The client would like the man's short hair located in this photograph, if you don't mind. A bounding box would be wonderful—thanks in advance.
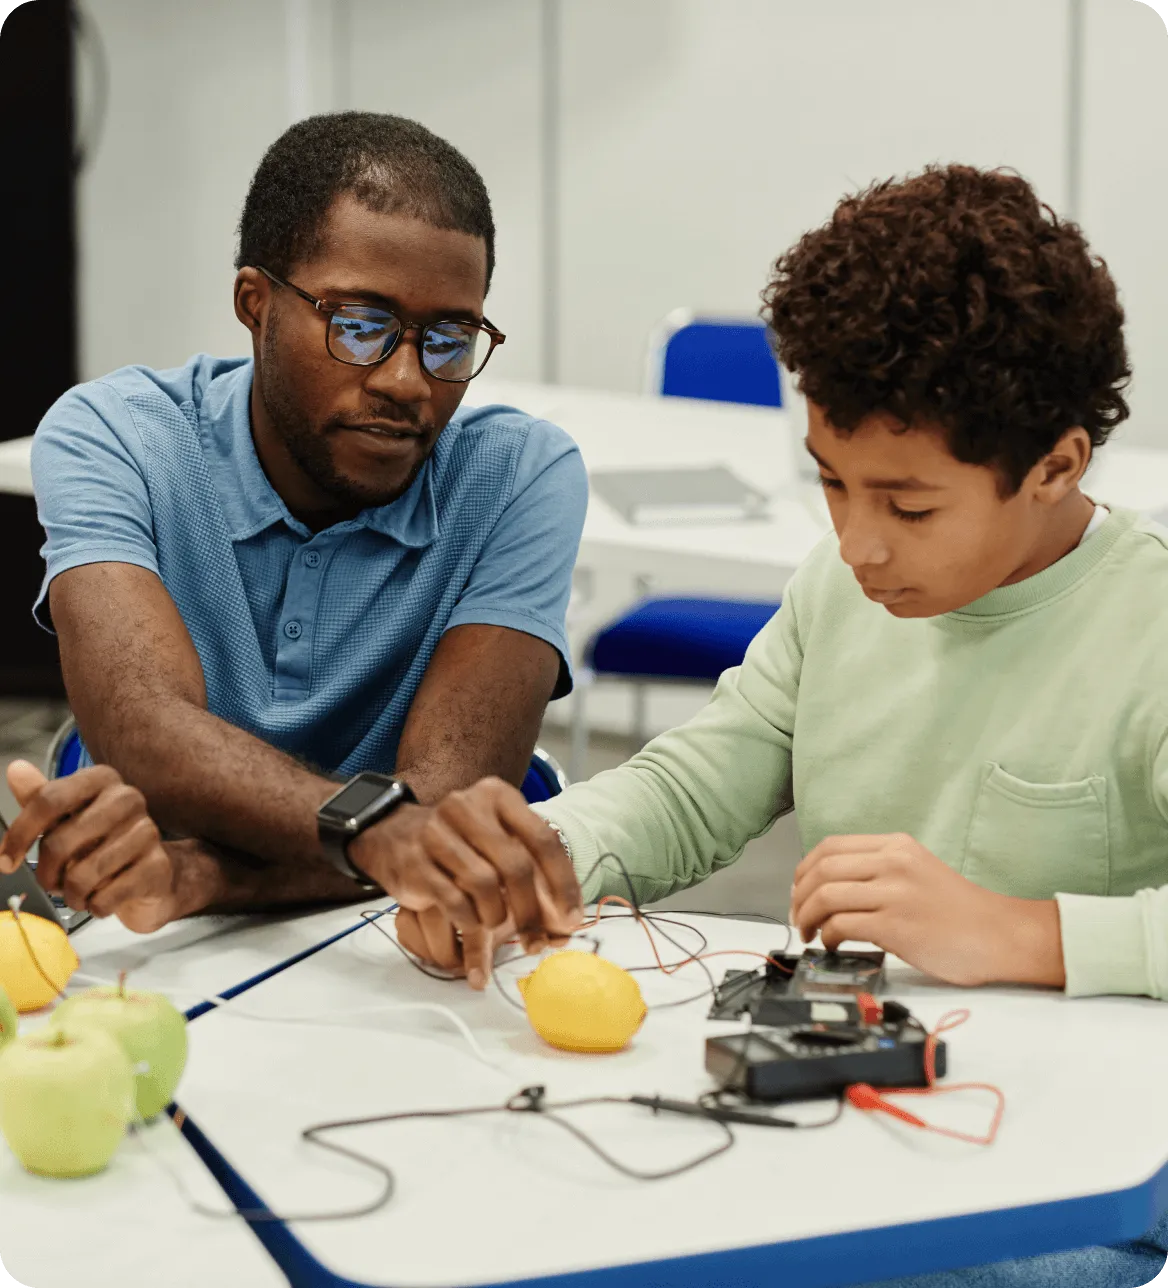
[236,112,496,289]
[763,164,1131,492]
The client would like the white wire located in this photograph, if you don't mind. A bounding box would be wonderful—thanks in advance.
[68,970,506,1074]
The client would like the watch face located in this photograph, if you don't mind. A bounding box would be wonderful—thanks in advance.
[329,776,394,819]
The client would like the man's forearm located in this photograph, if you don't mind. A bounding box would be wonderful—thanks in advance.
[91,699,338,868]
[168,837,377,917]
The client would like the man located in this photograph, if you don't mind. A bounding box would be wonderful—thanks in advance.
[383,162,1168,1283]
[16,112,584,958]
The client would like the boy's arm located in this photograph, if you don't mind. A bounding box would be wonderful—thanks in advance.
[534,592,803,905]
[1054,733,1168,999]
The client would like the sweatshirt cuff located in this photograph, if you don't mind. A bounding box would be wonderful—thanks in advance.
[529,801,604,903]
[1055,891,1154,998]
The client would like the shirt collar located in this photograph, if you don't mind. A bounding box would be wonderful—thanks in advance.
[200,359,438,548]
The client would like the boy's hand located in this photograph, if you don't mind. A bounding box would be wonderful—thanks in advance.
[789,832,1066,988]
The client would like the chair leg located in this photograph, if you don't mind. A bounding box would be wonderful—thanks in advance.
[631,682,648,751]
[570,668,592,783]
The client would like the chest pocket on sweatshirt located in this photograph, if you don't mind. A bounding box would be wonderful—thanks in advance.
[962,762,1109,900]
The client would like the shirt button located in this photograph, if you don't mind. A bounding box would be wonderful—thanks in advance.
[304,551,321,568]
[284,620,302,640]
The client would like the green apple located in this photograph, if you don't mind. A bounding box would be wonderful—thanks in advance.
[0,1026,134,1177]
[52,982,188,1121]
[0,983,17,1050]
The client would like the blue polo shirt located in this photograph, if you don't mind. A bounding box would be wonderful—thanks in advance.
[31,355,587,774]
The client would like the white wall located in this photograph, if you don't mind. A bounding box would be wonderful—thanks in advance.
[1080,0,1168,448]
[556,0,1070,394]
[77,0,546,381]
[77,0,1168,439]
[77,0,288,377]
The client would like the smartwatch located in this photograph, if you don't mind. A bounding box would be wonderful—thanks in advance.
[317,772,417,888]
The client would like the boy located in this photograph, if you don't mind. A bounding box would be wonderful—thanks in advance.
[389,165,1168,1285]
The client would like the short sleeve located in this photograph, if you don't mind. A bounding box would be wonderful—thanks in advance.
[31,380,159,631]
[444,421,587,697]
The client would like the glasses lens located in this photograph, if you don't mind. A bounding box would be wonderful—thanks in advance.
[328,306,400,365]
[421,321,492,381]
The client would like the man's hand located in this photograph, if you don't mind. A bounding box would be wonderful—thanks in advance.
[0,760,213,933]
[351,777,583,989]
[789,832,1066,989]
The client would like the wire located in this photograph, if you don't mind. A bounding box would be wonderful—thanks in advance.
[5,895,70,1002]
[845,1009,1006,1147]
[147,1085,740,1225]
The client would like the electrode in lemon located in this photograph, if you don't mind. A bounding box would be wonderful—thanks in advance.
[517,951,647,1053]
[0,911,78,1012]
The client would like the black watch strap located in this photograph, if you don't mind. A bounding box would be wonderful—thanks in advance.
[317,773,417,889]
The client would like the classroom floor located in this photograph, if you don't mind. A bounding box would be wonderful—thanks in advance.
[0,700,802,926]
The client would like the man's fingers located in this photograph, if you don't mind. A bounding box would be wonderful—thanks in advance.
[440,790,547,947]
[417,905,464,973]
[491,785,583,923]
[458,921,492,991]
[6,759,47,807]
[36,784,151,895]
[86,847,174,921]
[795,880,884,943]
[418,816,509,934]
[0,765,121,869]
[60,817,162,911]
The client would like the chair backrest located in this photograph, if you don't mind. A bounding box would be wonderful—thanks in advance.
[521,745,569,804]
[47,714,567,808]
[45,717,83,779]
[647,312,783,408]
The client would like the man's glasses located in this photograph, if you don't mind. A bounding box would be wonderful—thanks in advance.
[256,266,505,382]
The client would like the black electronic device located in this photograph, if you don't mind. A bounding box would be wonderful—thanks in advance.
[706,1004,944,1102]
[317,772,416,888]
[709,948,886,1026]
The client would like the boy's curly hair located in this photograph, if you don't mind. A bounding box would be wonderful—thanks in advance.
[763,165,1130,492]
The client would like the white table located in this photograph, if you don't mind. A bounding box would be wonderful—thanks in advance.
[8,382,1168,597]
[0,899,390,1288]
[168,910,1168,1288]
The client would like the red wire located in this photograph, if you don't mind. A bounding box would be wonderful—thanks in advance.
[846,1009,1006,1146]
[540,899,1004,1145]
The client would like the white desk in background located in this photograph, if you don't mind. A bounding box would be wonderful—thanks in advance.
[0,899,388,1288]
[171,911,1168,1288]
[5,380,1168,599]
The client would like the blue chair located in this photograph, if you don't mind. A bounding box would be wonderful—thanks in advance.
[646,310,784,408]
[568,312,786,778]
[45,716,568,804]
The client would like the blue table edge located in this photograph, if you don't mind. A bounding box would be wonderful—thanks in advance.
[169,913,1168,1288]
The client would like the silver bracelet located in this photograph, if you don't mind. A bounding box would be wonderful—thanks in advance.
[543,818,573,862]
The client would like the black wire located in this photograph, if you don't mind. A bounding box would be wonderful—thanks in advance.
[301,1086,735,1190]
[359,907,466,982]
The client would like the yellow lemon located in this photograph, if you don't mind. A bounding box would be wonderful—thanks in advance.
[517,951,646,1053]
[0,911,78,1012]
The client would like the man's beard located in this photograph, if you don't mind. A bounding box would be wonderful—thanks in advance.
[259,328,433,510]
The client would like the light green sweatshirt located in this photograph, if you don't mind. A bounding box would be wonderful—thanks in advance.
[537,506,1168,1000]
